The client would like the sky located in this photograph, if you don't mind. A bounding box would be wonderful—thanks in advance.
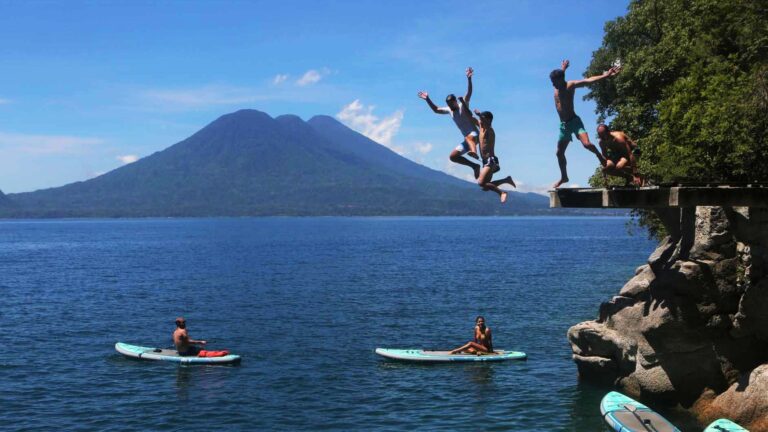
[0,0,631,194]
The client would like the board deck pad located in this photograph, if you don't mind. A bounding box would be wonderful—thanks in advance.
[600,391,680,432]
[375,348,526,362]
[115,342,241,365]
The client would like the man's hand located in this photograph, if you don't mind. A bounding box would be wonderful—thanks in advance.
[417,91,429,100]
[466,67,474,78]
[199,340,208,346]
[473,108,481,116]
[561,59,570,71]
[606,66,620,77]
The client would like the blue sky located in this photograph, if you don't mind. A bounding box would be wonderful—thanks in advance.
[0,0,630,194]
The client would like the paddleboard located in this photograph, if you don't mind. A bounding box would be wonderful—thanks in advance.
[704,419,749,432]
[375,348,526,362]
[115,342,241,365]
[600,391,680,432]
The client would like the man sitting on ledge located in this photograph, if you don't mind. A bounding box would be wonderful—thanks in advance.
[597,124,643,186]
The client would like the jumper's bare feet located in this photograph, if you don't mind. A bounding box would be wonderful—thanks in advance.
[552,177,568,189]
[467,151,479,160]
[472,164,480,179]
[500,191,508,203]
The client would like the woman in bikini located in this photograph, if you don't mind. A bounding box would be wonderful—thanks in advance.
[450,316,494,355]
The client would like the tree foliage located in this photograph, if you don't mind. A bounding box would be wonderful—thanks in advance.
[585,0,768,238]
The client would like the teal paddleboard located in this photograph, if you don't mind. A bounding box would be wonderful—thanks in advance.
[375,348,526,362]
[115,342,241,365]
[600,391,680,432]
[704,419,749,431]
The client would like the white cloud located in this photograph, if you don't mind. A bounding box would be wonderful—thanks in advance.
[295,68,331,86]
[296,70,322,86]
[443,161,476,183]
[140,85,264,110]
[336,99,404,146]
[117,154,139,164]
[512,181,559,196]
[272,74,289,85]
[0,98,11,105]
[414,142,433,155]
[0,132,103,154]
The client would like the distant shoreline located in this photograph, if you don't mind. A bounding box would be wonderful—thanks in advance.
[0,213,631,222]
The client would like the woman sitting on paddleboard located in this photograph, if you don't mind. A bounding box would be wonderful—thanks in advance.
[450,316,494,355]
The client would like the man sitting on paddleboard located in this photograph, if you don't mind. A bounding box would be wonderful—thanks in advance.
[450,316,494,355]
[173,317,207,356]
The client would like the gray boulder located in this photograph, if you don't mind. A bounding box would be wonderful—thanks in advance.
[568,206,768,424]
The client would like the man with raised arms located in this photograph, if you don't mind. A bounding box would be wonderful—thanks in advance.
[597,124,643,186]
[472,109,516,203]
[418,67,482,179]
[550,59,620,188]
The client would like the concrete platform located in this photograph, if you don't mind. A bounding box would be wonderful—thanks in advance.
[549,186,768,209]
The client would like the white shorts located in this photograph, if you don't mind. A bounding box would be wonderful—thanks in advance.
[454,130,479,154]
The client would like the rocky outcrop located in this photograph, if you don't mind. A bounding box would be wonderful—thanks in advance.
[695,364,768,431]
[568,207,768,426]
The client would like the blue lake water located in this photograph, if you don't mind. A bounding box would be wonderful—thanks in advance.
[2,217,663,431]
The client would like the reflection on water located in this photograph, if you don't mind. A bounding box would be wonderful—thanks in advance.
[176,366,193,400]
[464,363,496,387]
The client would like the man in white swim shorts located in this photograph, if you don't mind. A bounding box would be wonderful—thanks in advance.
[418,67,481,179]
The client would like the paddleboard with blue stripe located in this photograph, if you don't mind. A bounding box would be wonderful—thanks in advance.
[115,342,241,365]
[375,348,526,362]
[704,419,749,431]
[600,391,680,432]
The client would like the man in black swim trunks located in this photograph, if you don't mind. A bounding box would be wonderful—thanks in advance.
[471,109,516,203]
[172,317,207,356]
[550,59,620,188]
[597,124,643,186]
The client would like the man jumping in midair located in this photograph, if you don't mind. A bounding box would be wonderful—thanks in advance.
[418,67,481,179]
[550,59,620,188]
[472,109,516,203]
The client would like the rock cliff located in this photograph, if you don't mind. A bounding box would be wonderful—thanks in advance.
[568,206,768,429]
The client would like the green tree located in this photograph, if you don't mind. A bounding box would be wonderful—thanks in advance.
[585,0,768,238]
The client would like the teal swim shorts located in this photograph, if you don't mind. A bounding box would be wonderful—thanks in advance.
[558,116,587,143]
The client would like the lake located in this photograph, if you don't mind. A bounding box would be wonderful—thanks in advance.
[2,217,660,431]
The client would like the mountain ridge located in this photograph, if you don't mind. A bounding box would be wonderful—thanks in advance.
[0,109,554,217]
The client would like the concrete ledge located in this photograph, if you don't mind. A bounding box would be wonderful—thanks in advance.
[550,186,768,208]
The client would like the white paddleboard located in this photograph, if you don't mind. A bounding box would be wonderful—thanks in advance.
[115,342,241,365]
[375,348,526,362]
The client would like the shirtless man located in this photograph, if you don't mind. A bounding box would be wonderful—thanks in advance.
[472,109,516,203]
[450,316,494,355]
[418,67,482,179]
[172,317,207,356]
[550,59,620,188]
[597,124,643,186]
